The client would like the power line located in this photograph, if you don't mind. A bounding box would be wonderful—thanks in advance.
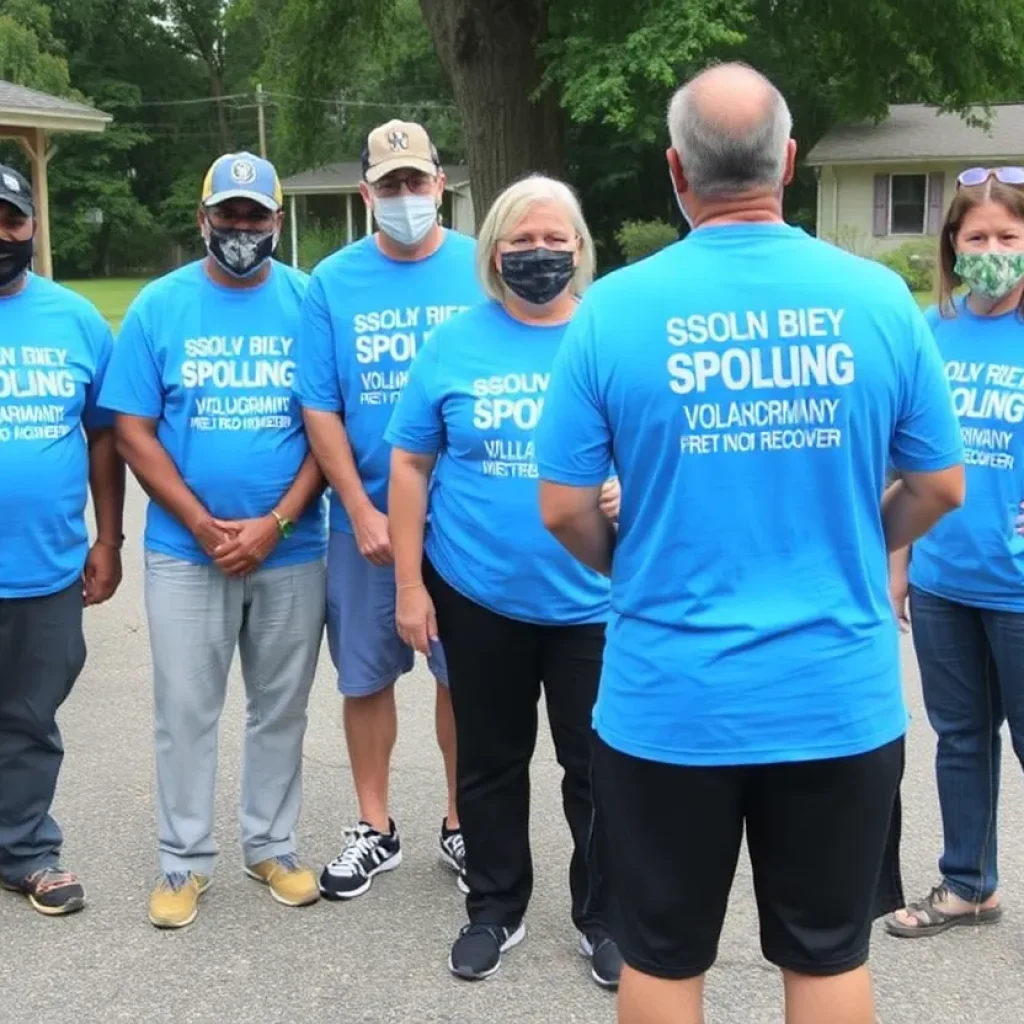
[131,90,456,111]
[265,91,455,110]
[134,93,251,108]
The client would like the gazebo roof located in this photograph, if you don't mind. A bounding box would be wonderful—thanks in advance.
[0,80,112,132]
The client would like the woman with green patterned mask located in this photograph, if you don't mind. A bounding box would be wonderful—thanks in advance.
[885,168,1024,942]
[945,167,1024,313]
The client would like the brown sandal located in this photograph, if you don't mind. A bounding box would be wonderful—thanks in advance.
[884,884,1002,938]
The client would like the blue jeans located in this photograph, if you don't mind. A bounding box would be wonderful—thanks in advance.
[910,587,1024,901]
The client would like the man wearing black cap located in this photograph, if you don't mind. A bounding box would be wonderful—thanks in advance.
[0,163,125,916]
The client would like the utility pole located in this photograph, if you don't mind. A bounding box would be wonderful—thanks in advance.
[256,82,268,158]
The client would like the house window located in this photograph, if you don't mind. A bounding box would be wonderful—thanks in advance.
[889,174,928,234]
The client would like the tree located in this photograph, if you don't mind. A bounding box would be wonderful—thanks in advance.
[164,0,234,151]
[418,0,564,229]
[272,0,1024,227]
[0,0,72,96]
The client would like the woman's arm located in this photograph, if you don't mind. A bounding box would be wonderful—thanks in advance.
[390,448,438,653]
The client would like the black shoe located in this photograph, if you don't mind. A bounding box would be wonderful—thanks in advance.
[438,818,468,894]
[449,921,526,980]
[319,820,401,900]
[0,867,86,917]
[580,933,623,990]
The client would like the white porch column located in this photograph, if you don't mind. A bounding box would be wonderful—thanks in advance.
[289,194,299,268]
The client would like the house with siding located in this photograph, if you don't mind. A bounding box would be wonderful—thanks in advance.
[806,103,1024,253]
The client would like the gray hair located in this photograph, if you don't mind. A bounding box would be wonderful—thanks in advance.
[667,66,792,198]
[475,174,596,302]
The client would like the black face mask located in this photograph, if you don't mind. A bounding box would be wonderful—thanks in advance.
[499,247,575,306]
[0,236,33,288]
[204,223,276,278]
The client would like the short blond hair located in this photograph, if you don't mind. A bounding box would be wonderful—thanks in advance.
[475,174,596,302]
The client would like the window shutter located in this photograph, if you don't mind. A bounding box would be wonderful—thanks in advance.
[927,172,945,234]
[873,174,890,236]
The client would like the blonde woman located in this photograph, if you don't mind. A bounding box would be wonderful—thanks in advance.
[385,175,621,987]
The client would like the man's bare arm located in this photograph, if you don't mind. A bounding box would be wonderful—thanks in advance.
[115,414,210,531]
[539,480,617,577]
[881,466,964,552]
[302,407,391,564]
[302,409,373,519]
[86,427,125,546]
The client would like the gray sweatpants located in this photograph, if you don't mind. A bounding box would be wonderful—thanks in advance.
[144,552,326,876]
[0,583,86,881]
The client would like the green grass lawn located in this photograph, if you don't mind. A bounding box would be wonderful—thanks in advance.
[61,278,148,331]
[59,276,937,328]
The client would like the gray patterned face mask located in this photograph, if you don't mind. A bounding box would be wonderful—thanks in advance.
[499,247,575,306]
[204,223,277,278]
[954,251,1024,300]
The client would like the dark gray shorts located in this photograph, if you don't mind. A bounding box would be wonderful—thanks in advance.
[326,530,447,696]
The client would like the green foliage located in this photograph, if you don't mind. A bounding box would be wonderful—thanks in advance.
[876,240,937,294]
[544,0,748,143]
[544,0,1024,138]
[819,224,875,259]
[297,222,348,271]
[615,218,678,264]
[7,0,1024,279]
[0,0,72,95]
[257,0,460,174]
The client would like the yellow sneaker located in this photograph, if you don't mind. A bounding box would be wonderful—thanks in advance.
[148,873,210,929]
[245,855,319,907]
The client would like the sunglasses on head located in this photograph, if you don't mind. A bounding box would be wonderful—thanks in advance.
[957,166,1024,188]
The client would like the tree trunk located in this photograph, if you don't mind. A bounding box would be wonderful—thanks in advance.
[210,73,233,153]
[419,0,565,229]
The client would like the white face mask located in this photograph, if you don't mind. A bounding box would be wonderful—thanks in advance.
[373,193,438,247]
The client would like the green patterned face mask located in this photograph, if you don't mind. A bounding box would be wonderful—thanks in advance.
[954,251,1024,300]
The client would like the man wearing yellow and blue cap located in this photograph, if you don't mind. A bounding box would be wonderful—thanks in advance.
[100,152,328,929]
[199,151,284,278]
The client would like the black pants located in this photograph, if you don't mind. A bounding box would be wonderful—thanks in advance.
[592,735,904,978]
[0,583,86,881]
[425,559,606,934]
[874,739,905,919]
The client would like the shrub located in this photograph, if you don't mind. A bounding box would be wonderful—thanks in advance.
[298,223,350,271]
[876,240,937,294]
[616,219,679,264]
[819,224,874,259]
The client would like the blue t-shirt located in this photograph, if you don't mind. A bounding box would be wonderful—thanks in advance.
[910,298,1024,611]
[384,301,610,625]
[99,260,326,567]
[535,223,964,767]
[0,275,115,598]
[293,231,482,532]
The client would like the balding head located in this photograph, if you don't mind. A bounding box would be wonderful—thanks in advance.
[667,62,793,199]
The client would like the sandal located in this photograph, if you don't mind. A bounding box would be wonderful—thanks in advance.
[884,883,1003,938]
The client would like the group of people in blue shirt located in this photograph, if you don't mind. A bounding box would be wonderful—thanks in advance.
[1,58,1022,1024]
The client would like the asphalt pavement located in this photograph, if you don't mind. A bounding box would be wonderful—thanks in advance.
[1,481,1021,1024]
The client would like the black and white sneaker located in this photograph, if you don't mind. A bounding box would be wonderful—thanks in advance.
[319,820,401,900]
[580,932,623,990]
[439,818,469,894]
[449,921,526,980]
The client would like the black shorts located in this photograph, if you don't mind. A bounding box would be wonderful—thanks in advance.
[589,735,904,979]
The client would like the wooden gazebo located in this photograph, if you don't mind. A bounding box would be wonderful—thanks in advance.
[0,80,112,278]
